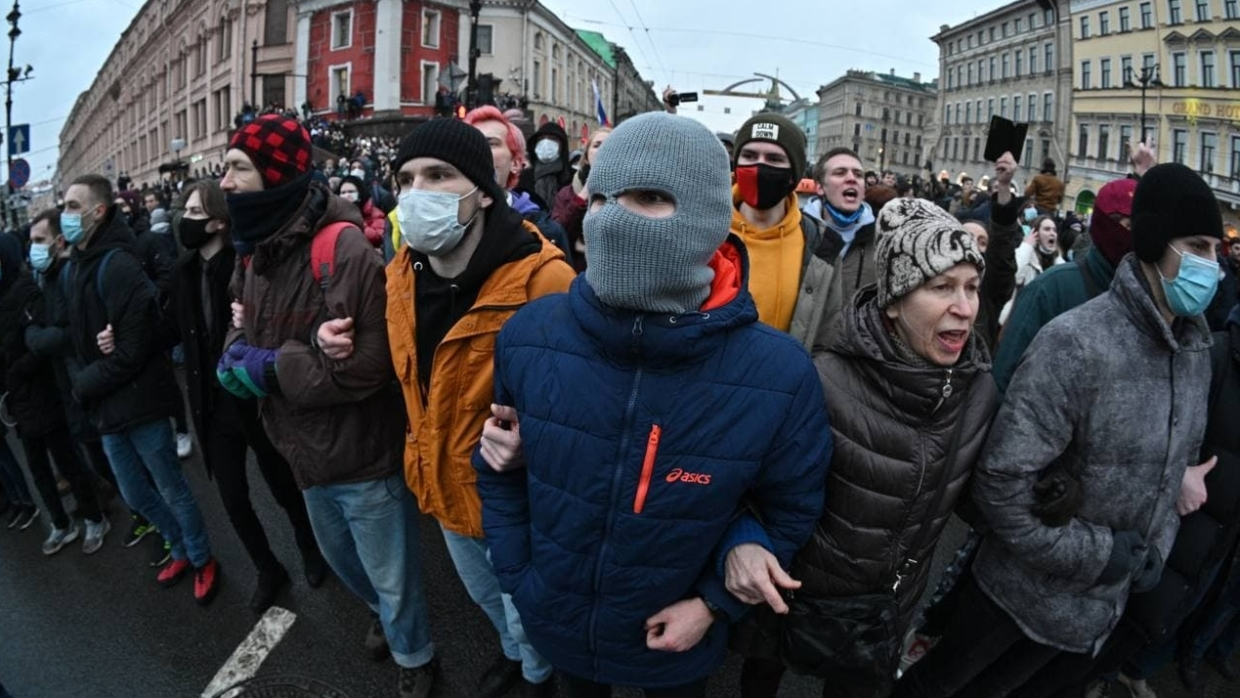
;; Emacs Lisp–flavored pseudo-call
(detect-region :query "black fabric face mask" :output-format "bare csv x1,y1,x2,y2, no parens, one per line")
736,163,796,211
179,217,213,250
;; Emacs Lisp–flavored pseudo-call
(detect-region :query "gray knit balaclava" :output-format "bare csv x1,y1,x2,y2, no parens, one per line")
876,198,985,308
584,113,732,313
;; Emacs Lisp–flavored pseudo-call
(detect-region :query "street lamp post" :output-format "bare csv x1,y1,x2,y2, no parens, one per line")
465,1,482,110
251,39,259,108
1123,64,1164,144
879,107,890,173
2,1,29,230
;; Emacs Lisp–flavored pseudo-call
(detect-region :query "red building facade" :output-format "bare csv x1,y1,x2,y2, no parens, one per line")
295,0,463,119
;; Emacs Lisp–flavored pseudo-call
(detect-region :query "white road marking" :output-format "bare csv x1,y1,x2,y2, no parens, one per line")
200,606,297,698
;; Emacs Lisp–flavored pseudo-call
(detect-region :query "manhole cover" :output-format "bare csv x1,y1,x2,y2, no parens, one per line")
214,675,352,698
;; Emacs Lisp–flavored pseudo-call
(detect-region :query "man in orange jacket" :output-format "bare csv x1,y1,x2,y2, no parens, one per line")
320,117,574,697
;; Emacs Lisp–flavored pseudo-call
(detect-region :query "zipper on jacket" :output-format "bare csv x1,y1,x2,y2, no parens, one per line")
931,368,954,415
586,315,646,662
633,424,662,514
891,435,930,592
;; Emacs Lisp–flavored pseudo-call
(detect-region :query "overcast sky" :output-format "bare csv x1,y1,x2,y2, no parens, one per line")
17,0,1004,186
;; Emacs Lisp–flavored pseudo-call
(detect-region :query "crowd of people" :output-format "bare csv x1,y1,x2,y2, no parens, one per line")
1,100,1239,698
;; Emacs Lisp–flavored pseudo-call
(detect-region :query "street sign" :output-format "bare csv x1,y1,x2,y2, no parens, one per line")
8,158,29,189
7,124,29,156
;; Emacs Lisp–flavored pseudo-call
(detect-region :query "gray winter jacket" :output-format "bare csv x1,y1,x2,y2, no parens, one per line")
787,215,846,353
972,254,1212,655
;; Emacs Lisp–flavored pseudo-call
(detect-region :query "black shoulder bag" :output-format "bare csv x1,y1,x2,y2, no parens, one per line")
779,407,969,681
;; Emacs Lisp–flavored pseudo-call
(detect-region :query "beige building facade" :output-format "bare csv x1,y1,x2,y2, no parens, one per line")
470,0,614,142
59,0,297,189
816,70,939,179
930,1,1074,184
1065,0,1240,230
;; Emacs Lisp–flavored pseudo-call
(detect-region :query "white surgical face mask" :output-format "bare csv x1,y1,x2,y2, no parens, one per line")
535,140,560,163
350,168,366,179
396,186,478,256
340,190,359,203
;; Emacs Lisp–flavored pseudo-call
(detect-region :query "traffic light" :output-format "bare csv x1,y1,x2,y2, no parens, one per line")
456,104,467,120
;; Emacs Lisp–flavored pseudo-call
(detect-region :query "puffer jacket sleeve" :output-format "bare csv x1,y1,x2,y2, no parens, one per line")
474,330,530,594
701,358,833,619
985,196,1022,315
72,252,157,403
973,325,1113,584
274,226,395,409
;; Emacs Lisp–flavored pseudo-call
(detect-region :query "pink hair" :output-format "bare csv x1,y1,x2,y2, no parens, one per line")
464,105,527,189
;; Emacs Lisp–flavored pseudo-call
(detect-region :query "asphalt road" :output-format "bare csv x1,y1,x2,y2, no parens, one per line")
0,426,1234,698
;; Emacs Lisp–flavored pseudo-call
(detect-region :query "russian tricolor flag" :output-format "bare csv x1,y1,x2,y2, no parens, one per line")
592,80,610,127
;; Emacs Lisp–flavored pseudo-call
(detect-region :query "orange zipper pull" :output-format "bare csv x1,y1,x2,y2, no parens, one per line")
633,424,662,514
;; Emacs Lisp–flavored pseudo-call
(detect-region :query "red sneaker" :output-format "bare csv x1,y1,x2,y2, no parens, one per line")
194,558,222,606
157,559,191,587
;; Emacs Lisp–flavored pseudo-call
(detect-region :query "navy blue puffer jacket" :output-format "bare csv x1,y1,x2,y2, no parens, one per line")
475,239,831,688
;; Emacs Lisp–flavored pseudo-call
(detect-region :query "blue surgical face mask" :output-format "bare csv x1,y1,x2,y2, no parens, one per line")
1024,208,1039,222
60,212,85,244
29,242,53,272
1159,245,1221,318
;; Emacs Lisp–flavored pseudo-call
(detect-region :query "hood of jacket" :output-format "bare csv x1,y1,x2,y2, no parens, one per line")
76,205,138,263
250,183,364,276
830,286,992,419
730,189,802,242
572,236,757,369
527,122,570,167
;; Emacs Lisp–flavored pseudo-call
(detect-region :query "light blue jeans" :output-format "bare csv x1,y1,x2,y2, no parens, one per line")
441,526,552,683
102,418,211,567
303,473,434,669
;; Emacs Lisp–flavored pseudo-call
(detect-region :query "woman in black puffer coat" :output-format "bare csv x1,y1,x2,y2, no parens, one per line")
729,199,1001,698
0,233,108,554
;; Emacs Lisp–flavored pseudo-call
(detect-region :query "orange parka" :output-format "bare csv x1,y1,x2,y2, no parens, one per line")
386,221,575,537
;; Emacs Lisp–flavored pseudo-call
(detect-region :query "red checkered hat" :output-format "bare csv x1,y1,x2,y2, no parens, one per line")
228,115,313,188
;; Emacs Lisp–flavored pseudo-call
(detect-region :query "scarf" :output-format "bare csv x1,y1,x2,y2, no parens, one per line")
823,201,875,259
226,171,313,256
825,202,863,228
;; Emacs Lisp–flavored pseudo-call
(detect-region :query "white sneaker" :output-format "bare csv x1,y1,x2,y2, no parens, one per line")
1117,674,1156,698
42,523,81,556
82,517,111,555
176,432,193,459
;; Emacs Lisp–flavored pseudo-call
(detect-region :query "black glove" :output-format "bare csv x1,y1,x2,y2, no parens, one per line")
1097,530,1145,586
1031,469,1083,527
1131,544,1164,593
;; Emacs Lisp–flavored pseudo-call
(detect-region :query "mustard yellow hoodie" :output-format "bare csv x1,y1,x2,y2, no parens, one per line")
729,188,803,332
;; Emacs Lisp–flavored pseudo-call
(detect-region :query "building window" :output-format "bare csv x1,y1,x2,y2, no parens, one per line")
1232,50,1240,87
1014,96,1023,121
213,86,231,132
1000,96,1008,118
1143,53,1157,72
1015,50,1023,78
331,64,350,100
1122,55,1134,82
944,103,951,125
1082,60,1092,89
1002,53,1010,79
953,136,960,160
1201,132,1217,173
1025,138,1035,166
422,10,440,48
551,67,558,103
477,25,493,54
1098,124,1110,160
989,56,997,81
1030,11,1039,28
1169,0,1183,24
534,32,543,50
1101,58,1112,88
987,97,995,119
1119,6,1131,30
855,102,862,116
421,61,439,104
533,60,542,97
177,49,188,89
331,10,352,50
956,66,963,88
947,70,954,90
1174,51,1187,85
1141,2,1153,27
1227,0,1239,19
989,26,996,42
1202,50,1217,87
1231,135,1240,178
1100,11,1110,35
1015,17,1023,33
1080,15,1091,38
1028,93,1037,121
218,16,232,62
965,101,972,123
973,137,981,162
1196,0,1210,21
967,63,974,85
196,33,208,76
1120,124,1133,160
854,123,861,136
1046,7,1054,25
1029,47,1038,73
1041,139,1051,163
1078,123,1089,157
1045,43,1054,73
1173,129,1188,164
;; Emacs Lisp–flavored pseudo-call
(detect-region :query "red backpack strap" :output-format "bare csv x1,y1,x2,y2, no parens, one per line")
310,221,354,291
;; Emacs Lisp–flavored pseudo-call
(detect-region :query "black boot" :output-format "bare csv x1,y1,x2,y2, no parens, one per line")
249,564,289,613
477,655,522,698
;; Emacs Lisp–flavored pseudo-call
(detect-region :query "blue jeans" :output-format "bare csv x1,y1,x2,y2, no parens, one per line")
102,418,211,567
441,526,552,683
1189,562,1240,662
0,435,33,505
303,473,434,669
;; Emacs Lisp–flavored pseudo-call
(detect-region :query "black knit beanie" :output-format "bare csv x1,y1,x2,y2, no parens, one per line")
1131,163,1223,263
732,113,807,178
393,118,506,202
